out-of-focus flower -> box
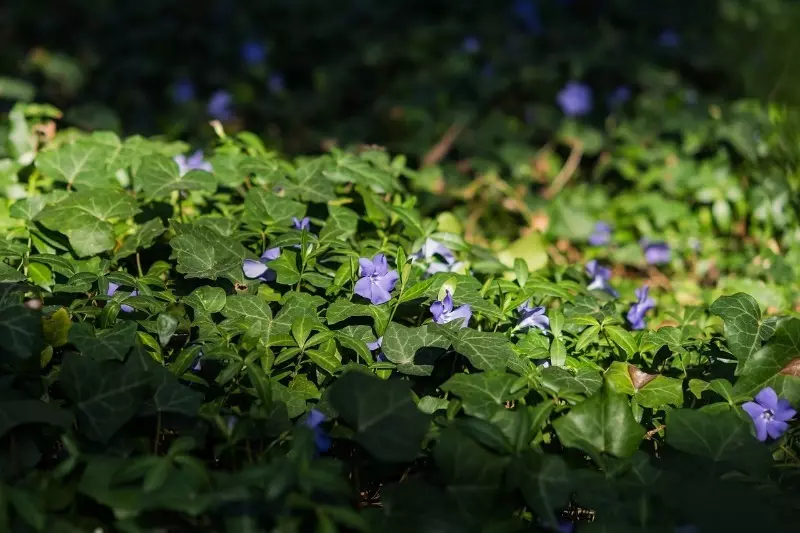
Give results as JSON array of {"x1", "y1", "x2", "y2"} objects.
[
  {"x1": 243, "y1": 248, "x2": 281, "y2": 282},
  {"x1": 108, "y1": 282, "x2": 138, "y2": 313},
  {"x1": 174, "y1": 150, "x2": 213, "y2": 176},
  {"x1": 413, "y1": 238, "x2": 455, "y2": 264},
  {"x1": 241, "y1": 41, "x2": 267, "y2": 65},
  {"x1": 642, "y1": 240, "x2": 671, "y2": 265},
  {"x1": 462, "y1": 36, "x2": 481, "y2": 53},
  {"x1": 268, "y1": 73, "x2": 285, "y2": 94},
  {"x1": 627, "y1": 286, "x2": 656, "y2": 330},
  {"x1": 207, "y1": 90, "x2": 234, "y2": 121},
  {"x1": 172, "y1": 78, "x2": 195, "y2": 104},
  {"x1": 742, "y1": 387, "x2": 796, "y2": 442},
  {"x1": 517, "y1": 302, "x2": 549, "y2": 331},
  {"x1": 431, "y1": 291, "x2": 471, "y2": 327},
  {"x1": 302, "y1": 409, "x2": 332, "y2": 453},
  {"x1": 292, "y1": 217, "x2": 311, "y2": 231},
  {"x1": 355, "y1": 254, "x2": 399, "y2": 305},
  {"x1": 585, "y1": 260, "x2": 618, "y2": 297},
  {"x1": 513, "y1": 0, "x2": 542, "y2": 34},
  {"x1": 589, "y1": 221, "x2": 612, "y2": 246},
  {"x1": 608, "y1": 86, "x2": 631, "y2": 108},
  {"x1": 658, "y1": 29, "x2": 680, "y2": 48},
  {"x1": 426, "y1": 261, "x2": 466, "y2": 276},
  {"x1": 367, "y1": 336, "x2": 385, "y2": 362},
  {"x1": 557, "y1": 82, "x2": 592, "y2": 117}
]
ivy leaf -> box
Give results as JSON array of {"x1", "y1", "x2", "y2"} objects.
[
  {"x1": 553, "y1": 387, "x2": 645, "y2": 458},
  {"x1": 512, "y1": 452, "x2": 574, "y2": 527},
  {"x1": 60, "y1": 353, "x2": 151, "y2": 442},
  {"x1": 0, "y1": 287, "x2": 43, "y2": 362},
  {"x1": 115, "y1": 218, "x2": 166, "y2": 260},
  {"x1": 440, "y1": 371, "x2": 518, "y2": 419},
  {"x1": 169, "y1": 222, "x2": 248, "y2": 282},
  {"x1": 540, "y1": 367, "x2": 603, "y2": 397},
  {"x1": 68, "y1": 321, "x2": 138, "y2": 362},
  {"x1": 35, "y1": 141, "x2": 116, "y2": 189},
  {"x1": 290, "y1": 159, "x2": 335, "y2": 203},
  {"x1": 35, "y1": 190, "x2": 140, "y2": 257},
  {"x1": 604, "y1": 325, "x2": 637, "y2": 359},
  {"x1": 324, "y1": 153, "x2": 394, "y2": 192},
  {"x1": 0, "y1": 400, "x2": 73, "y2": 439},
  {"x1": 243, "y1": 188, "x2": 306, "y2": 226},
  {"x1": 220, "y1": 294, "x2": 273, "y2": 341},
  {"x1": 328, "y1": 371, "x2": 430, "y2": 462},
  {"x1": 272, "y1": 292, "x2": 326, "y2": 335},
  {"x1": 710, "y1": 293, "x2": 776, "y2": 370},
  {"x1": 141, "y1": 364, "x2": 204, "y2": 417},
  {"x1": 666, "y1": 408, "x2": 772, "y2": 476},
  {"x1": 269, "y1": 250, "x2": 301, "y2": 285},
  {"x1": 135, "y1": 155, "x2": 216, "y2": 200},
  {"x1": 604, "y1": 362, "x2": 684, "y2": 408},
  {"x1": 320, "y1": 205, "x2": 359, "y2": 242},
  {"x1": 382, "y1": 322, "x2": 451, "y2": 376},
  {"x1": 733, "y1": 318, "x2": 800, "y2": 404},
  {"x1": 449, "y1": 329, "x2": 513, "y2": 372}
]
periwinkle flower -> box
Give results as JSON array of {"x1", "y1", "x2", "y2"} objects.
[
  {"x1": 243, "y1": 247, "x2": 280, "y2": 282},
  {"x1": 658, "y1": 29, "x2": 680, "y2": 48},
  {"x1": 642, "y1": 240, "x2": 671, "y2": 265},
  {"x1": 608, "y1": 86, "x2": 631, "y2": 108},
  {"x1": 742, "y1": 387, "x2": 796, "y2": 442},
  {"x1": 303, "y1": 408, "x2": 332, "y2": 453},
  {"x1": 172, "y1": 78, "x2": 195, "y2": 104},
  {"x1": 481, "y1": 62, "x2": 495, "y2": 79},
  {"x1": 292, "y1": 217, "x2": 311, "y2": 231},
  {"x1": 513, "y1": 0, "x2": 542, "y2": 34},
  {"x1": 355, "y1": 254, "x2": 399, "y2": 305},
  {"x1": 585, "y1": 260, "x2": 618, "y2": 297},
  {"x1": 588, "y1": 221, "x2": 612, "y2": 246},
  {"x1": 626, "y1": 286, "x2": 656, "y2": 330},
  {"x1": 107, "y1": 282, "x2": 138, "y2": 313},
  {"x1": 192, "y1": 351, "x2": 203, "y2": 372},
  {"x1": 268, "y1": 73, "x2": 285, "y2": 94},
  {"x1": 430, "y1": 291, "x2": 472, "y2": 328},
  {"x1": 367, "y1": 336, "x2": 385, "y2": 362},
  {"x1": 413, "y1": 238, "x2": 455, "y2": 264},
  {"x1": 207, "y1": 90, "x2": 234, "y2": 121},
  {"x1": 426, "y1": 261, "x2": 466, "y2": 277},
  {"x1": 557, "y1": 82, "x2": 593, "y2": 117},
  {"x1": 225, "y1": 415, "x2": 237, "y2": 432},
  {"x1": 174, "y1": 150, "x2": 213, "y2": 176},
  {"x1": 517, "y1": 301, "x2": 549, "y2": 331},
  {"x1": 462, "y1": 36, "x2": 481, "y2": 54},
  {"x1": 241, "y1": 41, "x2": 267, "y2": 65}
]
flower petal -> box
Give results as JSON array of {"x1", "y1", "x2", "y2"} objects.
[
  {"x1": 430, "y1": 301, "x2": 445, "y2": 323},
  {"x1": 755, "y1": 387, "x2": 779, "y2": 412},
  {"x1": 766, "y1": 420, "x2": 789, "y2": 440},
  {"x1": 442, "y1": 292, "x2": 454, "y2": 313},
  {"x1": 358, "y1": 258, "x2": 375, "y2": 277},
  {"x1": 367, "y1": 337, "x2": 383, "y2": 351},
  {"x1": 262, "y1": 247, "x2": 281, "y2": 261},
  {"x1": 369, "y1": 282, "x2": 392, "y2": 305},
  {"x1": 354, "y1": 276, "x2": 373, "y2": 301},
  {"x1": 447, "y1": 304, "x2": 472, "y2": 328},
  {"x1": 373, "y1": 254, "x2": 389, "y2": 276},
  {"x1": 376, "y1": 270, "x2": 399, "y2": 294},
  {"x1": 753, "y1": 416, "x2": 768, "y2": 442},
  {"x1": 107, "y1": 282, "x2": 120, "y2": 297},
  {"x1": 243, "y1": 259, "x2": 269, "y2": 279},
  {"x1": 742, "y1": 401, "x2": 764, "y2": 422},
  {"x1": 304, "y1": 408, "x2": 326, "y2": 429},
  {"x1": 774, "y1": 399, "x2": 797, "y2": 422}
]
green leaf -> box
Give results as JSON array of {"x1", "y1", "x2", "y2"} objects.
[
  {"x1": 35, "y1": 141, "x2": 116, "y2": 189},
  {"x1": 540, "y1": 367, "x2": 603, "y2": 397},
  {"x1": 604, "y1": 325, "x2": 637, "y2": 358},
  {"x1": 513, "y1": 452, "x2": 574, "y2": 527},
  {"x1": 35, "y1": 190, "x2": 140, "y2": 257},
  {"x1": 142, "y1": 364, "x2": 203, "y2": 417},
  {"x1": 0, "y1": 289, "x2": 43, "y2": 362},
  {"x1": 324, "y1": 153, "x2": 393, "y2": 192},
  {"x1": 272, "y1": 292, "x2": 326, "y2": 335},
  {"x1": 382, "y1": 322, "x2": 451, "y2": 376},
  {"x1": 60, "y1": 353, "x2": 150, "y2": 442},
  {"x1": 269, "y1": 249, "x2": 301, "y2": 285},
  {"x1": 246, "y1": 364, "x2": 273, "y2": 408},
  {"x1": 553, "y1": 387, "x2": 645, "y2": 458},
  {"x1": 328, "y1": 371, "x2": 430, "y2": 462},
  {"x1": 291, "y1": 159, "x2": 336, "y2": 203},
  {"x1": 68, "y1": 321, "x2": 137, "y2": 361},
  {"x1": 243, "y1": 188, "x2": 306, "y2": 226},
  {"x1": 0, "y1": 263, "x2": 25, "y2": 282},
  {"x1": 575, "y1": 324, "x2": 601, "y2": 352},
  {"x1": 440, "y1": 371, "x2": 518, "y2": 420},
  {"x1": 604, "y1": 362, "x2": 683, "y2": 408},
  {"x1": 184, "y1": 286, "x2": 227, "y2": 313},
  {"x1": 307, "y1": 340, "x2": 342, "y2": 375},
  {"x1": 733, "y1": 318, "x2": 800, "y2": 403},
  {"x1": 0, "y1": 400, "x2": 73, "y2": 439},
  {"x1": 115, "y1": 218, "x2": 166, "y2": 259},
  {"x1": 665, "y1": 408, "x2": 772, "y2": 476},
  {"x1": 169, "y1": 222, "x2": 248, "y2": 282},
  {"x1": 710, "y1": 293, "x2": 776, "y2": 368},
  {"x1": 220, "y1": 294, "x2": 273, "y2": 341},
  {"x1": 135, "y1": 155, "x2": 216, "y2": 199},
  {"x1": 320, "y1": 205, "x2": 359, "y2": 242},
  {"x1": 42, "y1": 307, "x2": 71, "y2": 347},
  {"x1": 549, "y1": 336, "x2": 567, "y2": 367},
  {"x1": 449, "y1": 329, "x2": 513, "y2": 372},
  {"x1": 156, "y1": 313, "x2": 179, "y2": 346}
]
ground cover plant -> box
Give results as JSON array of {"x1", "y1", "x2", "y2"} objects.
[{"x1": 0, "y1": 103, "x2": 799, "y2": 532}]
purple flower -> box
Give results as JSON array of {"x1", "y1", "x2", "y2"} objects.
[
  {"x1": 481, "y1": 62, "x2": 495, "y2": 79},
  {"x1": 226, "y1": 415, "x2": 237, "y2": 432},
  {"x1": 243, "y1": 247, "x2": 280, "y2": 282},
  {"x1": 268, "y1": 73, "x2": 285, "y2": 94},
  {"x1": 588, "y1": 221, "x2": 612, "y2": 246},
  {"x1": 107, "y1": 282, "x2": 138, "y2": 313},
  {"x1": 513, "y1": 0, "x2": 542, "y2": 34},
  {"x1": 207, "y1": 90, "x2": 234, "y2": 121},
  {"x1": 557, "y1": 82, "x2": 593, "y2": 117},
  {"x1": 292, "y1": 217, "x2": 311, "y2": 231},
  {"x1": 172, "y1": 78, "x2": 195, "y2": 104},
  {"x1": 413, "y1": 238, "x2": 455, "y2": 265},
  {"x1": 303, "y1": 408, "x2": 332, "y2": 453},
  {"x1": 462, "y1": 36, "x2": 481, "y2": 53},
  {"x1": 517, "y1": 301, "x2": 549, "y2": 331},
  {"x1": 174, "y1": 150, "x2": 213, "y2": 176},
  {"x1": 367, "y1": 336, "x2": 386, "y2": 362},
  {"x1": 608, "y1": 86, "x2": 631, "y2": 108},
  {"x1": 642, "y1": 240, "x2": 671, "y2": 265},
  {"x1": 658, "y1": 29, "x2": 680, "y2": 48},
  {"x1": 585, "y1": 260, "x2": 618, "y2": 297},
  {"x1": 426, "y1": 261, "x2": 466, "y2": 277},
  {"x1": 191, "y1": 349, "x2": 204, "y2": 372},
  {"x1": 355, "y1": 254, "x2": 399, "y2": 305},
  {"x1": 626, "y1": 286, "x2": 656, "y2": 330},
  {"x1": 241, "y1": 41, "x2": 267, "y2": 65},
  {"x1": 742, "y1": 387, "x2": 795, "y2": 442},
  {"x1": 430, "y1": 291, "x2": 472, "y2": 328}
]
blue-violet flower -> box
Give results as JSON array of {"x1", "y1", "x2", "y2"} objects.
[
  {"x1": 517, "y1": 301, "x2": 549, "y2": 331},
  {"x1": 355, "y1": 254, "x2": 399, "y2": 305},
  {"x1": 626, "y1": 286, "x2": 656, "y2": 330},
  {"x1": 431, "y1": 291, "x2": 472, "y2": 328},
  {"x1": 243, "y1": 248, "x2": 280, "y2": 282},
  {"x1": 557, "y1": 82, "x2": 592, "y2": 117},
  {"x1": 585, "y1": 260, "x2": 618, "y2": 297},
  {"x1": 108, "y1": 282, "x2": 138, "y2": 313},
  {"x1": 303, "y1": 408, "x2": 332, "y2": 453},
  {"x1": 742, "y1": 387, "x2": 796, "y2": 442},
  {"x1": 174, "y1": 150, "x2": 213, "y2": 176},
  {"x1": 588, "y1": 221, "x2": 612, "y2": 246},
  {"x1": 207, "y1": 90, "x2": 234, "y2": 121},
  {"x1": 642, "y1": 240, "x2": 671, "y2": 265}
]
